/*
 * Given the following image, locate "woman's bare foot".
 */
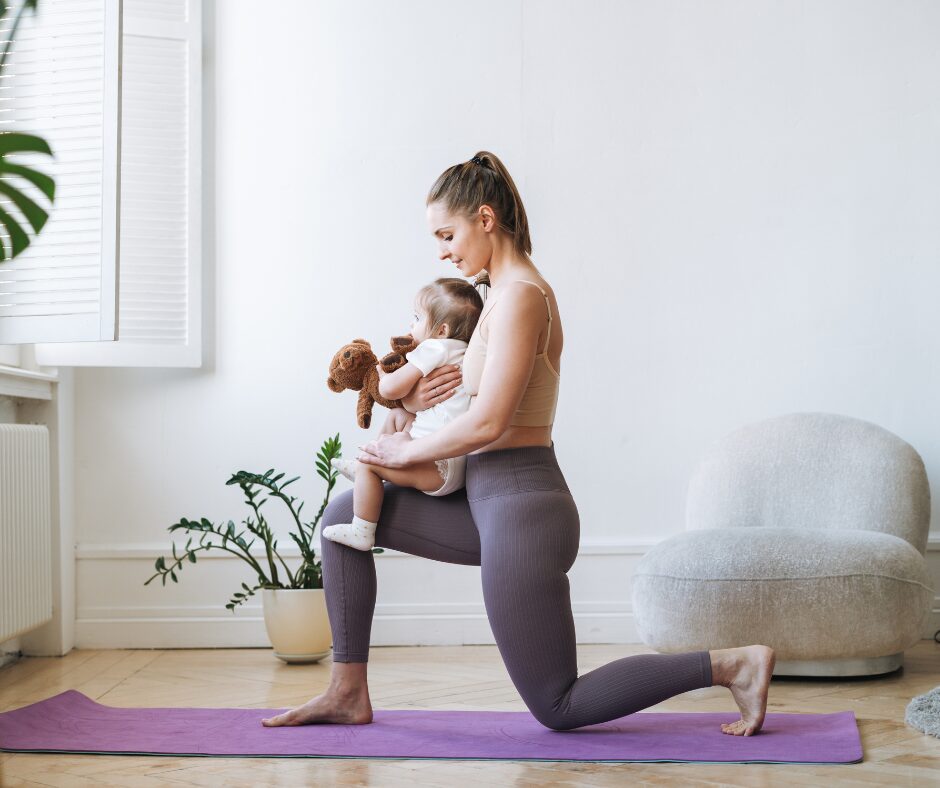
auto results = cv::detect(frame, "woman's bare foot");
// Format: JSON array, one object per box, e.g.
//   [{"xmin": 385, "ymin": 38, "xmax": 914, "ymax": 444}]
[
  {"xmin": 260, "ymin": 684, "xmax": 373, "ymax": 727},
  {"xmin": 709, "ymin": 645, "xmax": 775, "ymax": 736}
]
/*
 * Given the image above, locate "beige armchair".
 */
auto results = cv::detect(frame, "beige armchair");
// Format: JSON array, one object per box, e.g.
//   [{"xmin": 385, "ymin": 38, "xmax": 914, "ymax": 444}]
[{"xmin": 632, "ymin": 412, "xmax": 933, "ymax": 676}]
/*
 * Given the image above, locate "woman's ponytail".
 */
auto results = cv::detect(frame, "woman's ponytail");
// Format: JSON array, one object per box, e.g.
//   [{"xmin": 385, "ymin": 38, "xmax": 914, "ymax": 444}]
[{"xmin": 426, "ymin": 151, "xmax": 532, "ymax": 260}]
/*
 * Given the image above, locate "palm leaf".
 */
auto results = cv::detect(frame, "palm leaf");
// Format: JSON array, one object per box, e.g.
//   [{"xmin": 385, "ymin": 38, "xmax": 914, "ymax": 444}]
[{"xmin": 0, "ymin": 131, "xmax": 55, "ymax": 262}]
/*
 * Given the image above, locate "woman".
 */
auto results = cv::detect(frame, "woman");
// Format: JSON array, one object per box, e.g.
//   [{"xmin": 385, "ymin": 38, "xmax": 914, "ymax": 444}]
[{"xmin": 263, "ymin": 151, "xmax": 775, "ymax": 736}]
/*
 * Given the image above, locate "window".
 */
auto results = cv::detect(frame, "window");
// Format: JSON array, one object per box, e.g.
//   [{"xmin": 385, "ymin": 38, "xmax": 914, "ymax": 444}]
[{"xmin": 0, "ymin": 0, "xmax": 201, "ymax": 368}]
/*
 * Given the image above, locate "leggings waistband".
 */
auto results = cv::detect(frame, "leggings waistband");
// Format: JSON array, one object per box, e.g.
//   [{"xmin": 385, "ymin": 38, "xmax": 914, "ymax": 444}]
[{"xmin": 465, "ymin": 442, "xmax": 571, "ymax": 501}]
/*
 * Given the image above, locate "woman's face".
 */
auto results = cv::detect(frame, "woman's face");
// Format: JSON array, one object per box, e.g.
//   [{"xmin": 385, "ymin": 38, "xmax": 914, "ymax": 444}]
[{"xmin": 427, "ymin": 201, "xmax": 492, "ymax": 279}]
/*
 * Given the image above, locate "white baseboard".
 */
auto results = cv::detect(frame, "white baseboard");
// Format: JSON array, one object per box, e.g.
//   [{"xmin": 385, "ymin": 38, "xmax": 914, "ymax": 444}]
[
  {"xmin": 74, "ymin": 540, "xmax": 651, "ymax": 649},
  {"xmin": 73, "ymin": 537, "xmax": 940, "ymax": 650},
  {"xmin": 73, "ymin": 601, "xmax": 940, "ymax": 651},
  {"xmin": 0, "ymin": 636, "xmax": 21, "ymax": 667},
  {"xmin": 74, "ymin": 601, "xmax": 636, "ymax": 650}
]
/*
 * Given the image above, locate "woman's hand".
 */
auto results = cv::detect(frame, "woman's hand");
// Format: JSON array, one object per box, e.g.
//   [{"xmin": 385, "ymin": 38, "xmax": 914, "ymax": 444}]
[
  {"xmin": 358, "ymin": 430, "xmax": 414, "ymax": 469},
  {"xmin": 400, "ymin": 364, "xmax": 462, "ymax": 414}
]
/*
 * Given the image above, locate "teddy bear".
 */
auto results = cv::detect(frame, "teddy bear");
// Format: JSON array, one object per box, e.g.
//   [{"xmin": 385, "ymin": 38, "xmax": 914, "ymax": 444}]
[{"xmin": 327, "ymin": 334, "xmax": 420, "ymax": 429}]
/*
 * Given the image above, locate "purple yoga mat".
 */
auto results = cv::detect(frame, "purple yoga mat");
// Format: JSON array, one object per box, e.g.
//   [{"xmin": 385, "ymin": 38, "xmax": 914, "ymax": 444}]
[{"xmin": 0, "ymin": 690, "xmax": 862, "ymax": 764}]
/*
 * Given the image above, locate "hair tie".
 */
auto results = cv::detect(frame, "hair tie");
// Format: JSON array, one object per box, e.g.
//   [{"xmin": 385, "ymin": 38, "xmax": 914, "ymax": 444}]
[{"xmin": 470, "ymin": 156, "xmax": 483, "ymax": 165}]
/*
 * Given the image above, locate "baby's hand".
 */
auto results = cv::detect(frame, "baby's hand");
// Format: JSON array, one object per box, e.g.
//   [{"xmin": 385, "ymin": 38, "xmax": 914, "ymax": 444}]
[{"xmin": 375, "ymin": 363, "xmax": 387, "ymax": 379}]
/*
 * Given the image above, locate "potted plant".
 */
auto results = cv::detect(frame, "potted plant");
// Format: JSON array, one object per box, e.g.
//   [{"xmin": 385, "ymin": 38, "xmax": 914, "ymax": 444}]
[{"xmin": 144, "ymin": 434, "xmax": 381, "ymax": 663}]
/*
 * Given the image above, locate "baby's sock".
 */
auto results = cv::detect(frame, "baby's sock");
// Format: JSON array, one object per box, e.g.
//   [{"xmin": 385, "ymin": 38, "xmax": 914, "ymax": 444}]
[
  {"xmin": 330, "ymin": 457, "xmax": 358, "ymax": 482},
  {"xmin": 322, "ymin": 515, "xmax": 377, "ymax": 551}
]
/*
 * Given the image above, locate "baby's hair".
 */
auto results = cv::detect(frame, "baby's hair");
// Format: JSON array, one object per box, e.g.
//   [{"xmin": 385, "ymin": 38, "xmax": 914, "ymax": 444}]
[
  {"xmin": 416, "ymin": 277, "xmax": 483, "ymax": 343},
  {"xmin": 426, "ymin": 151, "xmax": 532, "ymax": 258}
]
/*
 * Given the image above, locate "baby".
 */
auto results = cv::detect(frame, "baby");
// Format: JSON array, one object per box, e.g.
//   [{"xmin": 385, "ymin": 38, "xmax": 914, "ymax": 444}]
[{"xmin": 322, "ymin": 277, "xmax": 483, "ymax": 550}]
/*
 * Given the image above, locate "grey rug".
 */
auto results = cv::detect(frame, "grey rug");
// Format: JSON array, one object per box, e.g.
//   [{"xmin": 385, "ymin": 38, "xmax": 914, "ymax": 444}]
[{"xmin": 906, "ymin": 686, "xmax": 940, "ymax": 737}]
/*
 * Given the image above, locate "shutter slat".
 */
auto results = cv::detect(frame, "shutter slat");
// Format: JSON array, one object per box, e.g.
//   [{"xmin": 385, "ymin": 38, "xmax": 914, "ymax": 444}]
[
  {"xmin": 26, "ymin": 0, "xmax": 202, "ymax": 366},
  {"xmin": 115, "ymin": 26, "xmax": 191, "ymax": 347},
  {"xmin": 125, "ymin": 0, "xmax": 187, "ymax": 23},
  {"xmin": 0, "ymin": 0, "xmax": 115, "ymax": 329}
]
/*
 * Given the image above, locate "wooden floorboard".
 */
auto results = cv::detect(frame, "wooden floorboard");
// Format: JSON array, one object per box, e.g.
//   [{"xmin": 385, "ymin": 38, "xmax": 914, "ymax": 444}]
[{"xmin": 2, "ymin": 641, "xmax": 940, "ymax": 786}]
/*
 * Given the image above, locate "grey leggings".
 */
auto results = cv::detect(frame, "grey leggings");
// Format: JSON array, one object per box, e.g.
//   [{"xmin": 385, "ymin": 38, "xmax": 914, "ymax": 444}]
[{"xmin": 319, "ymin": 442, "xmax": 712, "ymax": 731}]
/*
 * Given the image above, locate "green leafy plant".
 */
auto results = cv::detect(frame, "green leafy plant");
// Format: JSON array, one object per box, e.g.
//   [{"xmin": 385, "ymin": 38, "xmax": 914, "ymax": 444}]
[
  {"xmin": 0, "ymin": 0, "xmax": 56, "ymax": 262},
  {"xmin": 144, "ymin": 434, "xmax": 382, "ymax": 611}
]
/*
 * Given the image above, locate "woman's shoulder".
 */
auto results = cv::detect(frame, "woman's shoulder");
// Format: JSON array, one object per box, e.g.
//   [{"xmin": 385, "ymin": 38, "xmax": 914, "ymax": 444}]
[
  {"xmin": 500, "ymin": 276, "xmax": 555, "ymax": 314},
  {"xmin": 502, "ymin": 270, "xmax": 553, "ymax": 294},
  {"xmin": 482, "ymin": 282, "xmax": 553, "ymax": 344}
]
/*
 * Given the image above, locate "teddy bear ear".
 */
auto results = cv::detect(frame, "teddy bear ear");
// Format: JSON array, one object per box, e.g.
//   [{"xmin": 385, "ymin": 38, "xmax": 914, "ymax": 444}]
[
  {"xmin": 327, "ymin": 377, "xmax": 343, "ymax": 392},
  {"xmin": 391, "ymin": 334, "xmax": 415, "ymax": 350},
  {"xmin": 352, "ymin": 338, "xmax": 370, "ymax": 347}
]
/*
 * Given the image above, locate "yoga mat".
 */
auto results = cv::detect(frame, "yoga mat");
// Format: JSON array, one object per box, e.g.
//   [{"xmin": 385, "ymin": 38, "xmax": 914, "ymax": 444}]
[{"xmin": 0, "ymin": 690, "xmax": 862, "ymax": 764}]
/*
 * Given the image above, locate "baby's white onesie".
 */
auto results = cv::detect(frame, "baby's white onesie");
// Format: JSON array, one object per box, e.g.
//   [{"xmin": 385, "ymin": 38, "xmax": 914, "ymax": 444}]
[{"xmin": 404, "ymin": 338, "xmax": 472, "ymax": 439}]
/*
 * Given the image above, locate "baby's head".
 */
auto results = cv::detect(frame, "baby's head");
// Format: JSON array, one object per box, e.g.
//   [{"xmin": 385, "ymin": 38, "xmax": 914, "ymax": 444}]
[{"xmin": 411, "ymin": 277, "xmax": 483, "ymax": 343}]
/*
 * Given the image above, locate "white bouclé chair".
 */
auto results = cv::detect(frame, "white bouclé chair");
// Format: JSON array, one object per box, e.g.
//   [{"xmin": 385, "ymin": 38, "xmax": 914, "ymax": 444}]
[{"xmin": 632, "ymin": 412, "xmax": 933, "ymax": 676}]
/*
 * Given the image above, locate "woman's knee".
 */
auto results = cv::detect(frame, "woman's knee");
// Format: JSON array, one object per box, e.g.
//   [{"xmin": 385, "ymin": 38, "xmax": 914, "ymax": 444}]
[
  {"xmin": 526, "ymin": 701, "xmax": 577, "ymax": 732},
  {"xmin": 322, "ymin": 489, "xmax": 354, "ymax": 527}
]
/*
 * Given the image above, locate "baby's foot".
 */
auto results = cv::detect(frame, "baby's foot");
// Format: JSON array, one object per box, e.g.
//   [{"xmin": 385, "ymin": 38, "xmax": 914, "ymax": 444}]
[
  {"xmin": 322, "ymin": 521, "xmax": 375, "ymax": 551},
  {"xmin": 330, "ymin": 458, "xmax": 358, "ymax": 482}
]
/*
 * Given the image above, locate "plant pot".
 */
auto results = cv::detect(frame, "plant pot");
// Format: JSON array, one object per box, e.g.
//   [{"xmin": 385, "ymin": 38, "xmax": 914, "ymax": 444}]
[{"xmin": 261, "ymin": 588, "xmax": 332, "ymax": 664}]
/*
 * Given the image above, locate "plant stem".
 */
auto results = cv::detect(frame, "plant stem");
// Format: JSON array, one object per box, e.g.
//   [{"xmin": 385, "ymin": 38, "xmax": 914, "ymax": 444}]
[
  {"xmin": 146, "ymin": 541, "xmax": 269, "ymax": 587},
  {"xmin": 271, "ymin": 488, "xmax": 313, "ymax": 551},
  {"xmin": 214, "ymin": 533, "xmax": 269, "ymax": 580},
  {"xmin": 0, "ymin": 1, "xmax": 32, "ymax": 76},
  {"xmin": 270, "ymin": 539, "xmax": 295, "ymax": 587},
  {"xmin": 243, "ymin": 501, "xmax": 285, "ymax": 587}
]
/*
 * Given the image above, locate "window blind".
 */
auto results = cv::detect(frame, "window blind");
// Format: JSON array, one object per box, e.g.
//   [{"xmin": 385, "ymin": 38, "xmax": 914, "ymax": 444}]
[
  {"xmin": 3, "ymin": 0, "xmax": 201, "ymax": 368},
  {"xmin": 0, "ymin": 0, "xmax": 119, "ymax": 346}
]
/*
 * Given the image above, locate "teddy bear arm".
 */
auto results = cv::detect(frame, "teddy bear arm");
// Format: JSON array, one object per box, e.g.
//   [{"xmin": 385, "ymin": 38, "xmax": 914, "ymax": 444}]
[{"xmin": 356, "ymin": 387, "xmax": 375, "ymax": 429}]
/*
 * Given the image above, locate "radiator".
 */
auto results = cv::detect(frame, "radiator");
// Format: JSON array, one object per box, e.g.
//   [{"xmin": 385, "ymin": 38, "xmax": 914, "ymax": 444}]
[{"xmin": 0, "ymin": 424, "xmax": 53, "ymax": 643}]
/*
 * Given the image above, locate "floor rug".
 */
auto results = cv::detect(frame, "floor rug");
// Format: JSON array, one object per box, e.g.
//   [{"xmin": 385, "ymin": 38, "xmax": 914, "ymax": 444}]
[
  {"xmin": 0, "ymin": 690, "xmax": 862, "ymax": 764},
  {"xmin": 906, "ymin": 685, "xmax": 940, "ymax": 737}
]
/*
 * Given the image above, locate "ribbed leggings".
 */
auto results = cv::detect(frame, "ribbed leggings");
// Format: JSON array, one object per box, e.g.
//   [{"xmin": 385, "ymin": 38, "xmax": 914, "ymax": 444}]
[{"xmin": 319, "ymin": 442, "xmax": 712, "ymax": 731}]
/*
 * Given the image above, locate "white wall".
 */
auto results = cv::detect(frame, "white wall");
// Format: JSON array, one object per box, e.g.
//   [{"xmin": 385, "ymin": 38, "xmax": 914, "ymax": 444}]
[{"xmin": 73, "ymin": 0, "xmax": 940, "ymax": 647}]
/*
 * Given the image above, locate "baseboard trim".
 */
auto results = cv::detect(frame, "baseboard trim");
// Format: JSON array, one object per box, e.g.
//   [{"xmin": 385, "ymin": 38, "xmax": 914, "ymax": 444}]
[
  {"xmin": 76, "ymin": 533, "xmax": 940, "ymax": 560},
  {"xmin": 74, "ymin": 601, "xmax": 637, "ymax": 649},
  {"xmin": 73, "ymin": 600, "xmax": 940, "ymax": 649},
  {"xmin": 75, "ymin": 539, "xmax": 662, "ymax": 560},
  {"xmin": 72, "ymin": 538, "xmax": 940, "ymax": 649},
  {"xmin": 0, "ymin": 636, "xmax": 21, "ymax": 668}
]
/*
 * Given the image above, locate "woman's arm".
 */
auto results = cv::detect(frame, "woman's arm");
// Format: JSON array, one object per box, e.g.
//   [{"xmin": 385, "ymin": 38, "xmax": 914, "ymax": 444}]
[
  {"xmin": 359, "ymin": 283, "xmax": 546, "ymax": 467},
  {"xmin": 400, "ymin": 364, "xmax": 463, "ymax": 414}
]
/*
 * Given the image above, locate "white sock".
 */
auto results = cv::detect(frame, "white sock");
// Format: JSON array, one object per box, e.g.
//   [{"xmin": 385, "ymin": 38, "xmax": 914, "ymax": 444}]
[
  {"xmin": 322, "ymin": 515, "xmax": 377, "ymax": 551},
  {"xmin": 330, "ymin": 457, "xmax": 357, "ymax": 482}
]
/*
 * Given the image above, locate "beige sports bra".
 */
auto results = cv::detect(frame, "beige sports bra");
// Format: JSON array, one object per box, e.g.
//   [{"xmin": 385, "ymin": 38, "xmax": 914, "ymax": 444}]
[{"xmin": 461, "ymin": 279, "xmax": 560, "ymax": 427}]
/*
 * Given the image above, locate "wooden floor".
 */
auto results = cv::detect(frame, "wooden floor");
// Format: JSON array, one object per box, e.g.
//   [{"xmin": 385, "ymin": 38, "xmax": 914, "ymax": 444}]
[{"xmin": 2, "ymin": 641, "xmax": 940, "ymax": 786}]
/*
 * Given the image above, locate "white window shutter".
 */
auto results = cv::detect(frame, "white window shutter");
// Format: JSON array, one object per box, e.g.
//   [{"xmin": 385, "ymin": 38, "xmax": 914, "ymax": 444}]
[
  {"xmin": 33, "ymin": 0, "xmax": 202, "ymax": 367},
  {"xmin": 0, "ymin": 0, "xmax": 120, "ymax": 347}
]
